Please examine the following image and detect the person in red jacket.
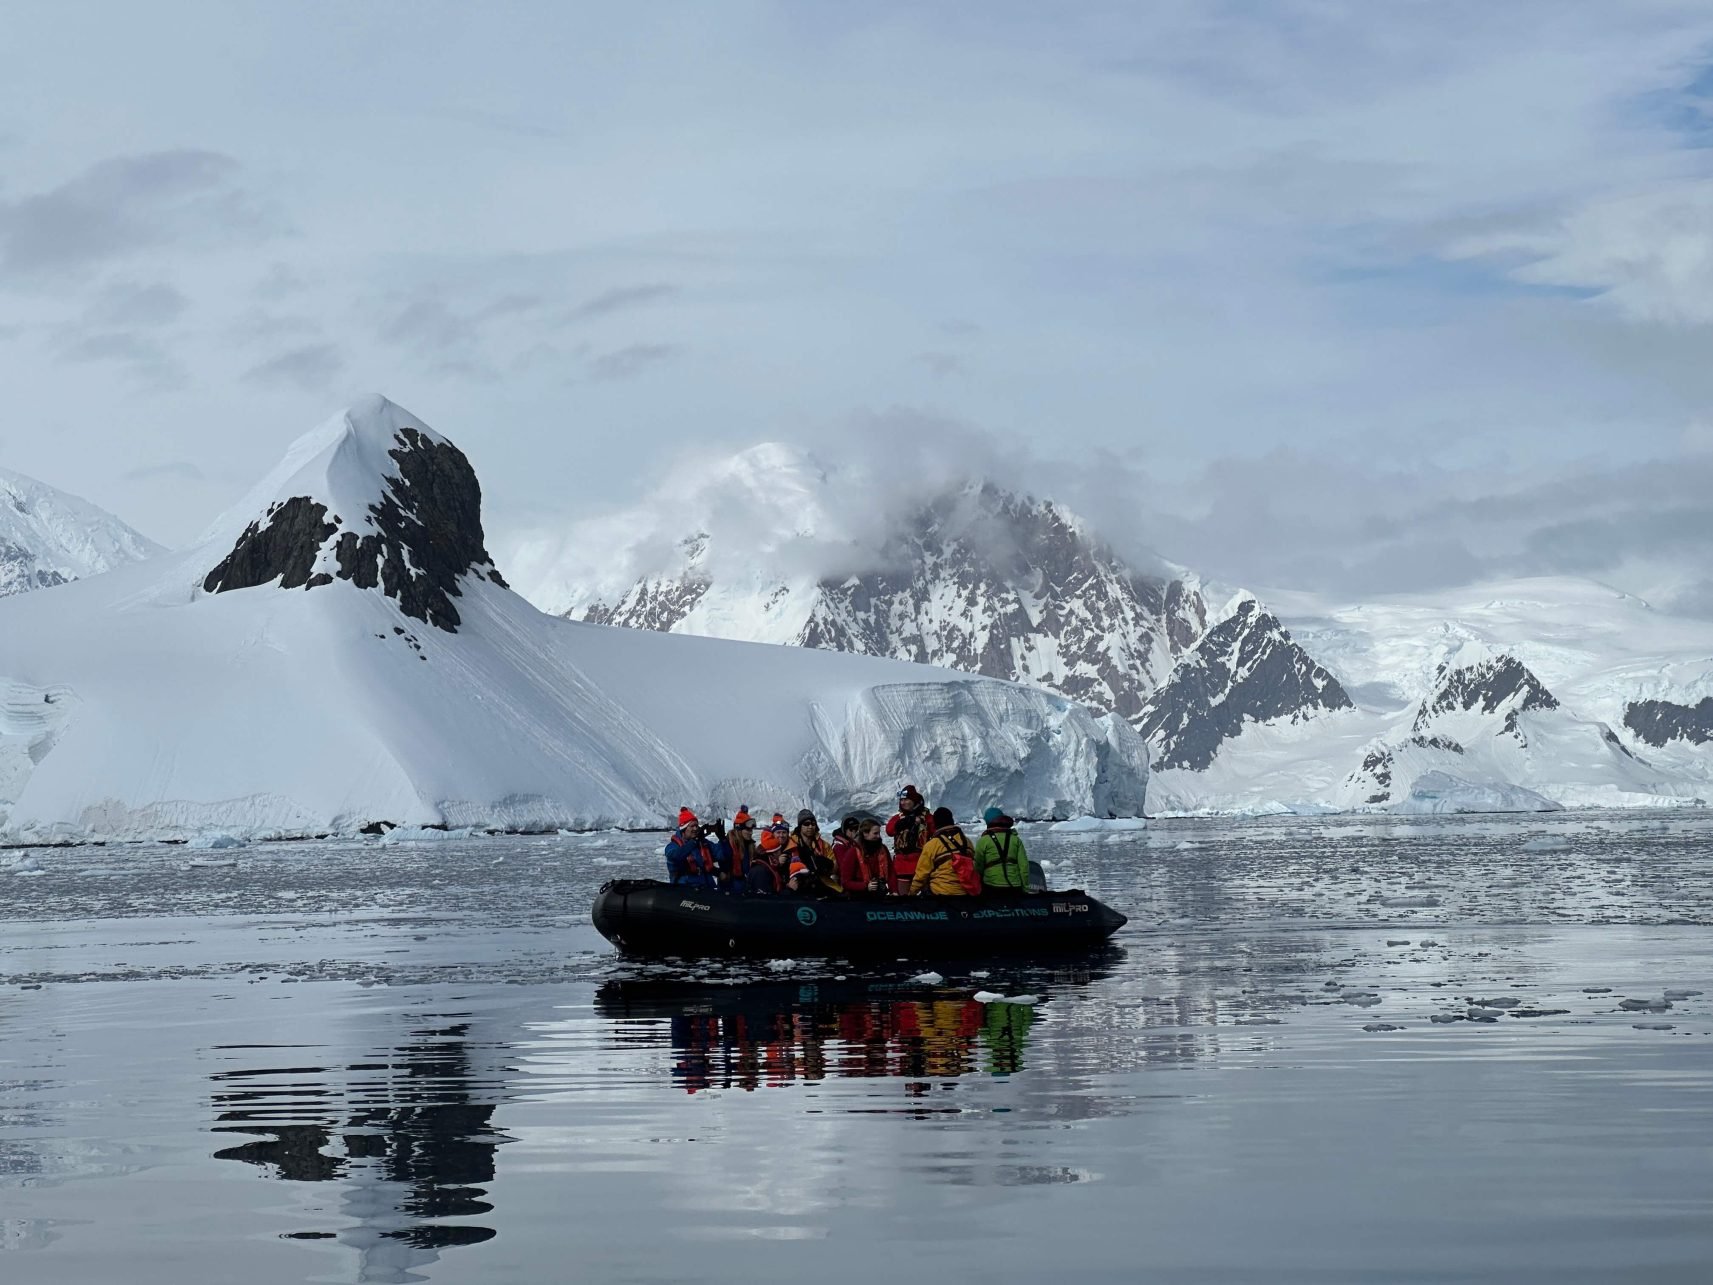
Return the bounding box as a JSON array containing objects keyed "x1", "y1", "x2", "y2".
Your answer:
[
  {"x1": 833, "y1": 815, "x2": 892, "y2": 894},
  {"x1": 885, "y1": 785, "x2": 936, "y2": 882}
]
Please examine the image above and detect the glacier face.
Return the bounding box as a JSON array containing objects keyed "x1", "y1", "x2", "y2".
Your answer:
[
  {"x1": 0, "y1": 398, "x2": 1146, "y2": 842},
  {"x1": 0, "y1": 466, "x2": 161, "y2": 598}
]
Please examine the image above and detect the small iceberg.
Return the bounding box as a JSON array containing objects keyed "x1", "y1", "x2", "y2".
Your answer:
[
  {"x1": 188, "y1": 834, "x2": 246, "y2": 850},
  {"x1": 379, "y1": 826, "x2": 480, "y2": 846},
  {"x1": 1050, "y1": 816, "x2": 1148, "y2": 833},
  {"x1": 973, "y1": 991, "x2": 1038, "y2": 1006}
]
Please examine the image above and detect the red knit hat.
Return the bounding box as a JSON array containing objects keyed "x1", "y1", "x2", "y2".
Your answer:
[
  {"x1": 676, "y1": 807, "x2": 697, "y2": 828},
  {"x1": 734, "y1": 809, "x2": 752, "y2": 826}
]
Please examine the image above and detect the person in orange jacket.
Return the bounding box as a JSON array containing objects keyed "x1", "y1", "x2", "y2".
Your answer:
[{"x1": 784, "y1": 809, "x2": 840, "y2": 895}]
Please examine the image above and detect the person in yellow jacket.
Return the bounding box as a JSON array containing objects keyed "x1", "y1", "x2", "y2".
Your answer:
[{"x1": 910, "y1": 807, "x2": 976, "y2": 896}]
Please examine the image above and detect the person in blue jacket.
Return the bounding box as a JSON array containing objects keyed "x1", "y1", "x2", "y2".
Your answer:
[{"x1": 664, "y1": 808, "x2": 732, "y2": 890}]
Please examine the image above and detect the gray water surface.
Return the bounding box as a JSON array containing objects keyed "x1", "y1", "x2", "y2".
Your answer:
[{"x1": 2, "y1": 812, "x2": 1711, "y2": 1283}]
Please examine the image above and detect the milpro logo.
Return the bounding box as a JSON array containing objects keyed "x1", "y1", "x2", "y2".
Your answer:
[
  {"x1": 796, "y1": 906, "x2": 819, "y2": 927},
  {"x1": 679, "y1": 900, "x2": 712, "y2": 912},
  {"x1": 1050, "y1": 901, "x2": 1088, "y2": 915}
]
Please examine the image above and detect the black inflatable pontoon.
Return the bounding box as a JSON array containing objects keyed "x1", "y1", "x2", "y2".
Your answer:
[{"x1": 591, "y1": 878, "x2": 1128, "y2": 958}]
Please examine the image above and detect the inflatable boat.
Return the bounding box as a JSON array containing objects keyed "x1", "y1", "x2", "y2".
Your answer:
[{"x1": 591, "y1": 878, "x2": 1128, "y2": 958}]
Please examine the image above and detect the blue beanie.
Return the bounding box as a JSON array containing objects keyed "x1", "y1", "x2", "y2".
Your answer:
[{"x1": 983, "y1": 806, "x2": 1003, "y2": 824}]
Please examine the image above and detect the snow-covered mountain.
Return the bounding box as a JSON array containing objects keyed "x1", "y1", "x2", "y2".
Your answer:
[
  {"x1": 1139, "y1": 593, "x2": 1352, "y2": 772},
  {"x1": 0, "y1": 466, "x2": 160, "y2": 596},
  {"x1": 521, "y1": 443, "x2": 1208, "y2": 725},
  {"x1": 515, "y1": 438, "x2": 1713, "y2": 815},
  {"x1": 0, "y1": 397, "x2": 1146, "y2": 842},
  {"x1": 1144, "y1": 580, "x2": 1713, "y2": 815}
]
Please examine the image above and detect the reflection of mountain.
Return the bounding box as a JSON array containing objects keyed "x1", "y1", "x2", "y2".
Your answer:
[{"x1": 210, "y1": 1017, "x2": 510, "y2": 1282}]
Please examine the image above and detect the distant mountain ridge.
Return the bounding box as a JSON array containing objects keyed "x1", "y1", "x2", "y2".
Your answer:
[
  {"x1": 0, "y1": 466, "x2": 160, "y2": 597},
  {"x1": 526, "y1": 445, "x2": 1713, "y2": 816}
]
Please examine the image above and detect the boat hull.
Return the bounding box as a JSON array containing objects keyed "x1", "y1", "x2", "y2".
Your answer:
[{"x1": 591, "y1": 878, "x2": 1127, "y2": 958}]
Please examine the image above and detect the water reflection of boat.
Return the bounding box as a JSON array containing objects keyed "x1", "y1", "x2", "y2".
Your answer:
[
  {"x1": 595, "y1": 976, "x2": 1095, "y2": 1093},
  {"x1": 592, "y1": 879, "x2": 1128, "y2": 958},
  {"x1": 209, "y1": 1017, "x2": 509, "y2": 1282}
]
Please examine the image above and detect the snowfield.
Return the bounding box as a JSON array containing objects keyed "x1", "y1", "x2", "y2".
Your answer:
[{"x1": 0, "y1": 397, "x2": 1146, "y2": 843}]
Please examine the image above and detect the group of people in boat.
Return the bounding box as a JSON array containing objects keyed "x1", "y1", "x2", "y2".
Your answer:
[{"x1": 663, "y1": 783, "x2": 1032, "y2": 897}]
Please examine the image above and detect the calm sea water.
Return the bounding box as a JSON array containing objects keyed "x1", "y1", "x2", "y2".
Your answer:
[{"x1": 3, "y1": 812, "x2": 1711, "y2": 1283}]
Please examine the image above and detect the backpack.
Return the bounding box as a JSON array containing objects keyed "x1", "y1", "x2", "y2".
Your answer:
[
  {"x1": 940, "y1": 830, "x2": 982, "y2": 896},
  {"x1": 952, "y1": 850, "x2": 983, "y2": 896}
]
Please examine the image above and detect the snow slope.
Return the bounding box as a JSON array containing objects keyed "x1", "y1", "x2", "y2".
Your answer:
[
  {"x1": 0, "y1": 466, "x2": 161, "y2": 597},
  {"x1": 0, "y1": 397, "x2": 1146, "y2": 842},
  {"x1": 1148, "y1": 580, "x2": 1713, "y2": 814}
]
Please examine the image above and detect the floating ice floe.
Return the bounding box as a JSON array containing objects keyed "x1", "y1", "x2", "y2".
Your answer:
[
  {"x1": 1379, "y1": 894, "x2": 1441, "y2": 908},
  {"x1": 909, "y1": 971, "x2": 944, "y2": 985},
  {"x1": 1618, "y1": 997, "x2": 1673, "y2": 1012},
  {"x1": 379, "y1": 826, "x2": 481, "y2": 846},
  {"x1": 973, "y1": 991, "x2": 1038, "y2": 1006},
  {"x1": 186, "y1": 857, "x2": 237, "y2": 869},
  {"x1": 1050, "y1": 816, "x2": 1149, "y2": 833},
  {"x1": 1520, "y1": 835, "x2": 1572, "y2": 853}
]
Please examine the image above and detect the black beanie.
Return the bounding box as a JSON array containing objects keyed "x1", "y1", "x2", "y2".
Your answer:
[{"x1": 932, "y1": 806, "x2": 955, "y2": 828}]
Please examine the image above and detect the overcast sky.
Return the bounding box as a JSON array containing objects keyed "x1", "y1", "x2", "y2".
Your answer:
[{"x1": 4, "y1": 2, "x2": 1713, "y2": 610}]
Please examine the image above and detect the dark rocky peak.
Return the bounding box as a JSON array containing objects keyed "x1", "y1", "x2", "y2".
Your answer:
[
  {"x1": 1623, "y1": 696, "x2": 1713, "y2": 748},
  {"x1": 203, "y1": 399, "x2": 507, "y2": 633},
  {"x1": 1414, "y1": 653, "x2": 1558, "y2": 738},
  {"x1": 575, "y1": 474, "x2": 1206, "y2": 722},
  {"x1": 1140, "y1": 594, "x2": 1353, "y2": 772}
]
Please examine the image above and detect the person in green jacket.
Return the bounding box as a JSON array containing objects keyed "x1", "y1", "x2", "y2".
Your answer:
[{"x1": 974, "y1": 807, "x2": 1029, "y2": 893}]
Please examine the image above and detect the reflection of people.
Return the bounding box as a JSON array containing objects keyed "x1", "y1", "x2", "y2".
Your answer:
[
  {"x1": 980, "y1": 1001, "x2": 1034, "y2": 1074},
  {"x1": 898, "y1": 999, "x2": 985, "y2": 1078},
  {"x1": 603, "y1": 982, "x2": 1038, "y2": 1093}
]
